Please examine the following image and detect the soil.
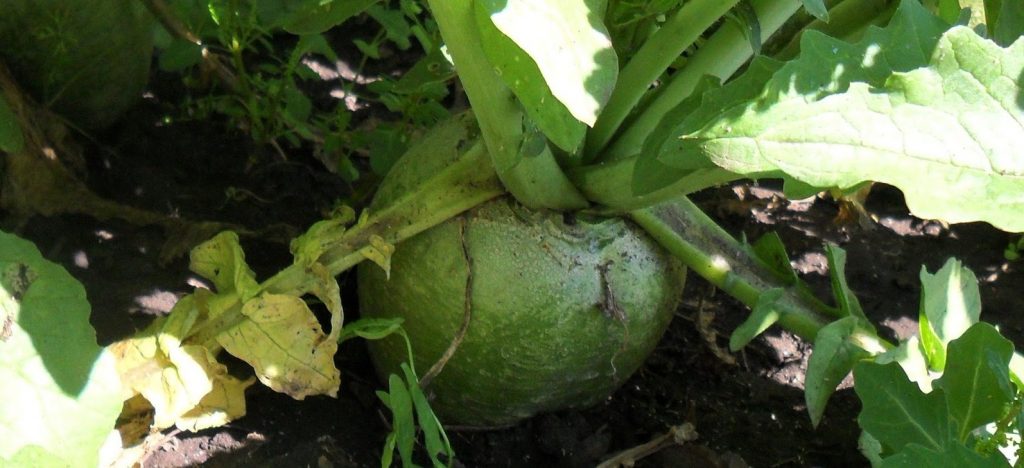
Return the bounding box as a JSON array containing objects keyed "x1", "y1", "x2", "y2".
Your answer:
[{"x1": 6, "y1": 52, "x2": 1024, "y2": 468}]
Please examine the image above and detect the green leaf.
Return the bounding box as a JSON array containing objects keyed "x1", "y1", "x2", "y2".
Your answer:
[
  {"x1": 0, "y1": 95, "x2": 23, "y2": 153},
  {"x1": 935, "y1": 323, "x2": 1015, "y2": 441},
  {"x1": 875, "y1": 336, "x2": 935, "y2": 392},
  {"x1": 825, "y1": 244, "x2": 869, "y2": 323},
  {"x1": 402, "y1": 363, "x2": 452, "y2": 467},
  {"x1": 729, "y1": 288, "x2": 783, "y2": 351},
  {"x1": 881, "y1": 442, "x2": 1010, "y2": 467},
  {"x1": 386, "y1": 374, "x2": 416, "y2": 467},
  {"x1": 991, "y1": 0, "x2": 1024, "y2": 46},
  {"x1": 473, "y1": 1, "x2": 586, "y2": 153},
  {"x1": 918, "y1": 258, "x2": 982, "y2": 370},
  {"x1": 801, "y1": 0, "x2": 829, "y2": 22},
  {"x1": 476, "y1": 0, "x2": 618, "y2": 126},
  {"x1": 855, "y1": 361, "x2": 951, "y2": 453},
  {"x1": 751, "y1": 232, "x2": 799, "y2": 284},
  {"x1": 159, "y1": 39, "x2": 203, "y2": 72},
  {"x1": 806, "y1": 317, "x2": 871, "y2": 427},
  {"x1": 339, "y1": 317, "x2": 404, "y2": 343},
  {"x1": 268, "y1": 0, "x2": 380, "y2": 35},
  {"x1": 0, "y1": 231, "x2": 122, "y2": 467},
  {"x1": 938, "y1": 0, "x2": 964, "y2": 24},
  {"x1": 663, "y1": 20, "x2": 1024, "y2": 232}
]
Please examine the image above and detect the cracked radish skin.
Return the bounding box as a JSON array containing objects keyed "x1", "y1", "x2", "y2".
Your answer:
[{"x1": 358, "y1": 196, "x2": 686, "y2": 426}]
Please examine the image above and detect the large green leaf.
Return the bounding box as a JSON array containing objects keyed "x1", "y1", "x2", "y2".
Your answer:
[
  {"x1": 655, "y1": 3, "x2": 1024, "y2": 232},
  {"x1": 477, "y1": 0, "x2": 617, "y2": 127},
  {"x1": 881, "y1": 442, "x2": 1010, "y2": 468},
  {"x1": 0, "y1": 231, "x2": 122, "y2": 467},
  {"x1": 667, "y1": 25, "x2": 1024, "y2": 232}
]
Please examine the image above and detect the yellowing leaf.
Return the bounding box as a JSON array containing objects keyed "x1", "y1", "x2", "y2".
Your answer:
[
  {"x1": 360, "y1": 235, "x2": 395, "y2": 278},
  {"x1": 218, "y1": 292, "x2": 341, "y2": 399},
  {"x1": 177, "y1": 374, "x2": 256, "y2": 431},
  {"x1": 189, "y1": 232, "x2": 260, "y2": 301},
  {"x1": 110, "y1": 294, "x2": 230, "y2": 429}
]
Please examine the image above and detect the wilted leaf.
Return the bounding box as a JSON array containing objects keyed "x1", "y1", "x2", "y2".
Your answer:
[
  {"x1": 111, "y1": 294, "x2": 229, "y2": 429},
  {"x1": 189, "y1": 232, "x2": 260, "y2": 301},
  {"x1": 360, "y1": 235, "x2": 395, "y2": 278},
  {"x1": 218, "y1": 290, "x2": 341, "y2": 399},
  {"x1": 0, "y1": 231, "x2": 122, "y2": 467}
]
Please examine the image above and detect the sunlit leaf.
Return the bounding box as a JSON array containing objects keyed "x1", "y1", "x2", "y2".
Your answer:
[
  {"x1": 918, "y1": 258, "x2": 982, "y2": 370},
  {"x1": 477, "y1": 0, "x2": 617, "y2": 126},
  {"x1": 0, "y1": 231, "x2": 121, "y2": 467},
  {"x1": 218, "y1": 291, "x2": 341, "y2": 399},
  {"x1": 661, "y1": 17, "x2": 1024, "y2": 231},
  {"x1": 474, "y1": 2, "x2": 585, "y2": 152}
]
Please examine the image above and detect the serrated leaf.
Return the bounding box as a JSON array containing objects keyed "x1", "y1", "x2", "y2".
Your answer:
[
  {"x1": 854, "y1": 361, "x2": 950, "y2": 453},
  {"x1": 478, "y1": 0, "x2": 617, "y2": 126},
  {"x1": 918, "y1": 258, "x2": 982, "y2": 370},
  {"x1": 0, "y1": 96, "x2": 23, "y2": 154},
  {"x1": 802, "y1": 0, "x2": 829, "y2": 22},
  {"x1": 729, "y1": 288, "x2": 783, "y2": 351},
  {"x1": 806, "y1": 317, "x2": 871, "y2": 427},
  {"x1": 474, "y1": 2, "x2": 585, "y2": 152},
  {"x1": 0, "y1": 231, "x2": 121, "y2": 467},
  {"x1": 662, "y1": 22, "x2": 1024, "y2": 231},
  {"x1": 935, "y1": 323, "x2": 1015, "y2": 441}
]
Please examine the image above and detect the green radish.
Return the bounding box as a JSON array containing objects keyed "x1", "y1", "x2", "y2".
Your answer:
[
  {"x1": 357, "y1": 123, "x2": 686, "y2": 426},
  {"x1": 0, "y1": 0, "x2": 154, "y2": 129}
]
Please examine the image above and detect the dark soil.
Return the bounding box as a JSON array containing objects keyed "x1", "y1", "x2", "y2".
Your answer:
[{"x1": 7, "y1": 62, "x2": 1024, "y2": 468}]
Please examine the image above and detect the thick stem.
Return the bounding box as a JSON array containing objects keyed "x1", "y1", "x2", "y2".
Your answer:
[
  {"x1": 426, "y1": 0, "x2": 587, "y2": 210},
  {"x1": 602, "y1": 0, "x2": 801, "y2": 161},
  {"x1": 584, "y1": 0, "x2": 740, "y2": 161},
  {"x1": 630, "y1": 197, "x2": 836, "y2": 341}
]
